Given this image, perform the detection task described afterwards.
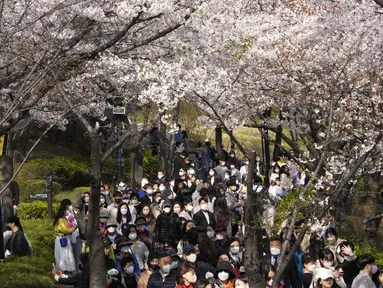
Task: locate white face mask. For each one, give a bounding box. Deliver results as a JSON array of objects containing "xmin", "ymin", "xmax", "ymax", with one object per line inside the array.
[
  {"xmin": 68, "ymin": 205, "xmax": 73, "ymax": 212},
  {"xmin": 184, "ymin": 273, "xmax": 197, "ymax": 284},
  {"xmin": 218, "ymin": 271, "xmax": 229, "ymax": 281},
  {"xmin": 107, "ymin": 227, "xmax": 116, "ymax": 233},
  {"xmin": 230, "ymin": 154, "xmax": 234, "ymax": 158},
  {"xmin": 270, "ymin": 248, "xmax": 281, "ymax": 256},
  {"xmin": 230, "ymin": 165, "xmax": 235, "ymax": 169},
  {"xmin": 187, "ymin": 182, "xmax": 192, "ymax": 188},
  {"xmin": 231, "ymin": 186, "xmax": 237, "ymax": 191},
  {"xmin": 224, "ymin": 175, "xmax": 230, "ymax": 180},
  {"xmin": 256, "ymin": 157, "xmax": 261, "ymax": 162},
  {"xmin": 266, "ymin": 279, "xmax": 273, "ymax": 286},
  {"xmin": 201, "ymin": 204, "xmax": 208, "ymax": 211},
  {"xmin": 163, "ymin": 207, "xmax": 171, "ymax": 214},
  {"xmin": 230, "ymin": 247, "xmax": 240, "ymax": 254},
  {"xmin": 216, "ymin": 234, "xmax": 224, "ymax": 240},
  {"xmin": 155, "ymin": 197, "xmax": 162, "ymax": 203},
  {"xmin": 207, "ymin": 231, "xmax": 215, "ymax": 238},
  {"xmin": 146, "ymin": 189, "xmax": 153, "ymax": 195},
  {"xmin": 159, "ymin": 186, "xmax": 166, "ymax": 192},
  {"xmin": 142, "ymin": 210, "xmax": 150, "ymax": 216},
  {"xmin": 327, "ymin": 236, "xmax": 336, "ymax": 244},
  {"xmin": 186, "ymin": 253, "xmax": 197, "ymax": 263},
  {"xmin": 221, "ymin": 161, "xmax": 226, "ymax": 166},
  {"xmin": 100, "ymin": 199, "xmax": 105, "ymax": 204},
  {"xmin": 323, "ymin": 261, "xmax": 333, "ymax": 268},
  {"xmin": 120, "ymin": 208, "xmax": 128, "ymax": 215},
  {"xmin": 307, "ymin": 264, "xmax": 316, "ymax": 273},
  {"xmin": 161, "ymin": 264, "xmax": 171, "ymax": 274},
  {"xmin": 173, "ymin": 207, "xmax": 181, "ymax": 214},
  {"xmin": 187, "ymin": 205, "xmax": 193, "ymax": 212},
  {"xmin": 128, "ymin": 233, "xmax": 137, "ymax": 240},
  {"xmin": 124, "ymin": 266, "xmax": 134, "ymax": 275},
  {"xmin": 179, "ymin": 171, "xmax": 186, "ymax": 176},
  {"xmin": 170, "ymin": 181, "xmax": 175, "ymax": 186},
  {"xmin": 158, "ymin": 174, "xmax": 163, "ymax": 179},
  {"xmin": 209, "ymin": 171, "xmax": 215, "ymax": 176}
]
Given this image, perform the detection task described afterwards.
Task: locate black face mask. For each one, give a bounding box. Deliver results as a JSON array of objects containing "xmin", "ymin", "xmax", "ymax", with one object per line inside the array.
[{"xmin": 149, "ymin": 264, "xmax": 159, "ymax": 272}]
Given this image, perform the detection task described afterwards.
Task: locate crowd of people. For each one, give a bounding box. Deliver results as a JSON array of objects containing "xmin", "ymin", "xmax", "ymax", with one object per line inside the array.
[{"xmin": 3, "ymin": 132, "xmax": 381, "ymax": 288}]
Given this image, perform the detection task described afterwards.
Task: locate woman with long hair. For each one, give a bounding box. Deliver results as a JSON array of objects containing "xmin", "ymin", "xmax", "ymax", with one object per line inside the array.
[
  {"xmin": 53, "ymin": 199, "xmax": 77, "ymax": 273},
  {"xmin": 197, "ymin": 234, "xmax": 218, "ymax": 267},
  {"xmin": 116, "ymin": 203, "xmax": 132, "ymax": 234},
  {"xmin": 126, "ymin": 224, "xmax": 149, "ymax": 271},
  {"xmin": 140, "ymin": 204, "xmax": 156, "ymax": 233},
  {"xmin": 214, "ymin": 198, "xmax": 232, "ymax": 238}
]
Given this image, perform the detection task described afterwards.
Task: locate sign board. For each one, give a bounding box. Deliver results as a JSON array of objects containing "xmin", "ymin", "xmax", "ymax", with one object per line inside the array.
[
  {"xmin": 28, "ymin": 193, "xmax": 48, "ymax": 199},
  {"xmin": 113, "ymin": 107, "xmax": 126, "ymax": 115}
]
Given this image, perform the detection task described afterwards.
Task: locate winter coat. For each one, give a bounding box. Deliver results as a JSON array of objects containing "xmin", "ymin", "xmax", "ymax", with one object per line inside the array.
[
  {"xmin": 154, "ymin": 213, "xmax": 180, "ymax": 244},
  {"xmin": 147, "ymin": 270, "xmax": 177, "ymax": 288}
]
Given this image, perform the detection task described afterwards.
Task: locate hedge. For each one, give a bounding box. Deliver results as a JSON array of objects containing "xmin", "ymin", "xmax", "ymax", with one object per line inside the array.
[
  {"xmin": 0, "ymin": 219, "xmax": 55, "ymax": 288},
  {"xmin": 53, "ymin": 186, "xmax": 89, "ymax": 204},
  {"xmin": 17, "ymin": 201, "xmax": 60, "ymax": 220}
]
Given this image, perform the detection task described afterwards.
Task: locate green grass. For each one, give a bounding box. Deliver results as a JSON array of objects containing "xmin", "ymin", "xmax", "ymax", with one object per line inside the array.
[{"xmin": 0, "ymin": 219, "xmax": 55, "ymax": 288}]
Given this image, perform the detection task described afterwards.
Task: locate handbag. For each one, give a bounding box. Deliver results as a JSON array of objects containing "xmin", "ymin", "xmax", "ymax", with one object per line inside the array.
[{"xmin": 59, "ymin": 237, "xmax": 68, "ymax": 247}]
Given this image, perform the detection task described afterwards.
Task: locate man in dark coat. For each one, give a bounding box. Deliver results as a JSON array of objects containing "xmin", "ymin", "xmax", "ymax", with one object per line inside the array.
[
  {"xmin": 193, "ymin": 198, "xmax": 216, "ymax": 233},
  {"xmin": 147, "ymin": 253, "xmax": 176, "ymax": 288},
  {"xmin": 264, "ymin": 235, "xmax": 302, "ymax": 288}
]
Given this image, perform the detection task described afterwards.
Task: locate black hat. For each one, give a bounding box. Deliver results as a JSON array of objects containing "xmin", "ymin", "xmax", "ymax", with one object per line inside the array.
[
  {"xmin": 182, "ymin": 244, "xmax": 196, "ymax": 255},
  {"xmin": 214, "ymin": 261, "xmax": 235, "ymax": 279}
]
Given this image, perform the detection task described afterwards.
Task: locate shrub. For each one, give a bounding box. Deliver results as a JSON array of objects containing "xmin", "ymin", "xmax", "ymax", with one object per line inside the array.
[
  {"xmin": 18, "ymin": 179, "xmax": 62, "ymax": 202},
  {"xmin": 17, "ymin": 201, "xmax": 60, "ymax": 220},
  {"xmin": 53, "ymin": 187, "xmax": 88, "ymax": 204},
  {"xmin": 143, "ymin": 150, "xmax": 160, "ymax": 183},
  {"xmin": 0, "ymin": 219, "xmax": 55, "ymax": 288}
]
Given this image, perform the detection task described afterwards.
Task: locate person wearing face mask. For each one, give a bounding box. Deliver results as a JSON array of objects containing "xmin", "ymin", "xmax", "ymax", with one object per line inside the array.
[
  {"xmin": 229, "ymin": 164, "xmax": 241, "ymax": 184},
  {"xmin": 206, "ymin": 224, "xmax": 216, "ymax": 241},
  {"xmin": 140, "ymin": 204, "xmax": 156, "ymax": 233},
  {"xmin": 324, "ymin": 228, "xmax": 344, "ymax": 260},
  {"xmin": 76, "ymin": 191, "xmax": 90, "ymax": 216},
  {"xmin": 214, "ymin": 227, "xmax": 230, "ymax": 254},
  {"xmin": 140, "ymin": 184, "xmax": 155, "ymax": 206},
  {"xmin": 107, "ymin": 191, "xmax": 123, "ymax": 221},
  {"xmin": 336, "ymin": 241, "xmax": 359, "ymax": 287},
  {"xmin": 126, "ymin": 224, "xmax": 149, "ymax": 271},
  {"xmin": 214, "ymin": 260, "xmax": 236, "ymax": 288},
  {"xmin": 156, "ymin": 171, "xmax": 167, "ymax": 184},
  {"xmin": 302, "ymin": 253, "xmax": 316, "ymax": 288},
  {"xmin": 4, "ymin": 215, "xmax": 32, "ymax": 257},
  {"xmin": 135, "ymin": 217, "xmax": 154, "ymax": 250},
  {"xmin": 264, "ymin": 235, "xmax": 302, "ymax": 288},
  {"xmin": 154, "ymin": 200, "xmax": 181, "ymax": 249},
  {"xmin": 54, "ymin": 199, "xmax": 78, "ymax": 273},
  {"xmin": 270, "ymin": 165, "xmax": 281, "ymax": 182},
  {"xmin": 105, "ymin": 219, "xmax": 118, "ymax": 245},
  {"xmin": 193, "ymin": 198, "xmax": 216, "ymax": 233},
  {"xmin": 120, "ymin": 254, "xmax": 138, "ymax": 288},
  {"xmin": 179, "ymin": 201, "xmax": 193, "ymax": 221},
  {"xmin": 226, "ymin": 151, "xmax": 240, "ymax": 169},
  {"xmin": 208, "ymin": 168, "xmax": 223, "ymax": 187},
  {"xmin": 174, "ymin": 151, "xmax": 188, "ymax": 178},
  {"xmin": 215, "ymin": 159, "xmax": 229, "ymax": 180},
  {"xmin": 265, "ymin": 265, "xmax": 278, "ymax": 288},
  {"xmin": 147, "ymin": 253, "xmax": 177, "ymax": 288},
  {"xmin": 98, "ymin": 209, "xmax": 110, "ymax": 234},
  {"xmin": 313, "ymin": 248, "xmax": 346, "ymax": 288},
  {"xmin": 137, "ymin": 178, "xmax": 149, "ymax": 199},
  {"xmin": 228, "ymin": 238, "xmax": 242, "ymax": 277},
  {"xmin": 100, "ymin": 193, "xmax": 108, "ymax": 209},
  {"xmin": 351, "ymin": 254, "xmax": 377, "ymax": 288},
  {"xmin": 176, "ymin": 263, "xmax": 198, "ymax": 288},
  {"xmin": 116, "ymin": 203, "xmax": 132, "ymax": 234},
  {"xmin": 182, "ymin": 244, "xmax": 216, "ymax": 281},
  {"xmin": 115, "ymin": 241, "xmax": 141, "ymax": 276},
  {"xmin": 225, "ymin": 181, "xmax": 242, "ymax": 238},
  {"xmin": 130, "ymin": 192, "xmax": 142, "ymax": 215},
  {"xmin": 137, "ymin": 252, "xmax": 159, "ymax": 288}
]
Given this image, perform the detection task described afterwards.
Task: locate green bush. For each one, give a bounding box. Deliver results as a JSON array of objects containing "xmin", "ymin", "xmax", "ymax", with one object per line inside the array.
[
  {"xmin": 0, "ymin": 219, "xmax": 55, "ymax": 288},
  {"xmin": 18, "ymin": 179, "xmax": 62, "ymax": 202},
  {"xmin": 18, "ymin": 201, "xmax": 60, "ymax": 220},
  {"xmin": 143, "ymin": 150, "xmax": 160, "ymax": 183},
  {"xmin": 52, "ymin": 187, "xmax": 89, "ymax": 204}
]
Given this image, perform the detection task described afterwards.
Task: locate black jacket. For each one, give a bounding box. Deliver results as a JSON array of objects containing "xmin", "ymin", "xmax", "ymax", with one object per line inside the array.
[
  {"xmin": 195, "ymin": 260, "xmax": 216, "ymax": 280},
  {"xmin": 154, "ymin": 213, "xmax": 180, "ymax": 244},
  {"xmin": 147, "ymin": 269, "xmax": 177, "ymax": 288},
  {"xmin": 57, "ymin": 265, "xmax": 90, "ymax": 288},
  {"xmin": 140, "ymin": 194, "xmax": 154, "ymax": 206},
  {"xmin": 193, "ymin": 210, "xmax": 216, "ymax": 233},
  {"xmin": 5, "ymin": 230, "xmax": 31, "ymax": 256},
  {"xmin": 263, "ymin": 254, "xmax": 302, "ymax": 288}
]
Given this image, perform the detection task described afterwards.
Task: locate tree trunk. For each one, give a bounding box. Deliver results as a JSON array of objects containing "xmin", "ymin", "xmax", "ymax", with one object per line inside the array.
[
  {"xmin": 244, "ymin": 152, "xmax": 265, "ymax": 288},
  {"xmin": 159, "ymin": 120, "xmax": 167, "ymax": 172},
  {"xmin": 167, "ymin": 102, "xmax": 180, "ymax": 178},
  {"xmin": 272, "ymin": 110, "xmax": 283, "ymax": 160},
  {"xmin": 87, "ymin": 132, "xmax": 106, "ymax": 287},
  {"xmin": 364, "ymin": 172, "xmax": 383, "ymax": 248},
  {"xmin": 0, "ymin": 154, "xmax": 14, "ymax": 225},
  {"xmin": 215, "ymin": 125, "xmax": 224, "ymax": 160},
  {"xmin": 130, "ymin": 145, "xmax": 143, "ymax": 188}
]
